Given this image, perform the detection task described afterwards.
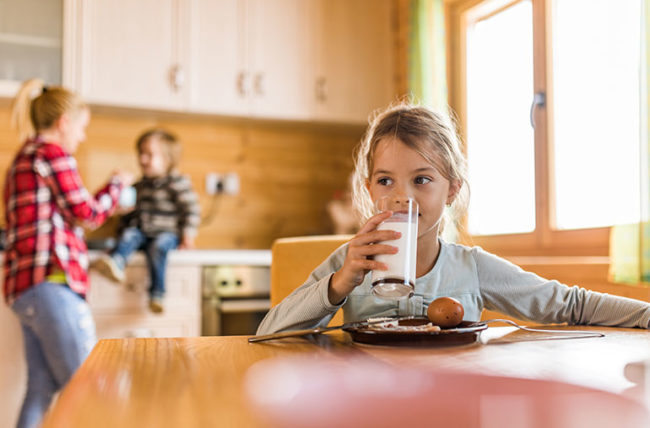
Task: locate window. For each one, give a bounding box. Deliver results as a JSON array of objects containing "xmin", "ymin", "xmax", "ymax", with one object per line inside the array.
[
  {"xmin": 449, "ymin": 0, "xmax": 643, "ymax": 256},
  {"xmin": 466, "ymin": 0, "xmax": 535, "ymax": 235}
]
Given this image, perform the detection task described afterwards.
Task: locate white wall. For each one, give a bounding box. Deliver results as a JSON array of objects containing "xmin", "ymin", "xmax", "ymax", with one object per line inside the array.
[{"xmin": 0, "ymin": 301, "xmax": 25, "ymax": 428}]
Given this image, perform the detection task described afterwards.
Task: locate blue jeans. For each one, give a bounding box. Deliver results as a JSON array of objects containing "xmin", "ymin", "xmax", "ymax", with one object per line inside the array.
[
  {"xmin": 111, "ymin": 227, "xmax": 179, "ymax": 298},
  {"xmin": 12, "ymin": 282, "xmax": 96, "ymax": 428}
]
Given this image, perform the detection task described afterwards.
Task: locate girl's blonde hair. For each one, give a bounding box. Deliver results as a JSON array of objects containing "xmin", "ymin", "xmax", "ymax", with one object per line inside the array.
[
  {"xmin": 136, "ymin": 128, "xmax": 182, "ymax": 173},
  {"xmin": 352, "ymin": 102, "xmax": 469, "ymax": 234},
  {"xmin": 11, "ymin": 78, "xmax": 87, "ymax": 142}
]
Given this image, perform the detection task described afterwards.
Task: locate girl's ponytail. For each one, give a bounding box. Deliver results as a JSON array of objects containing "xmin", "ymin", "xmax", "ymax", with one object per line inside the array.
[
  {"xmin": 10, "ymin": 78, "xmax": 45, "ymax": 142},
  {"xmin": 10, "ymin": 78, "xmax": 86, "ymax": 142}
]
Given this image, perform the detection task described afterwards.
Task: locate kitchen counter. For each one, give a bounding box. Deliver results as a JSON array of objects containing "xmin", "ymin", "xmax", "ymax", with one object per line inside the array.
[
  {"xmin": 0, "ymin": 249, "xmax": 272, "ymax": 267},
  {"xmin": 89, "ymin": 249, "xmax": 272, "ymax": 267}
]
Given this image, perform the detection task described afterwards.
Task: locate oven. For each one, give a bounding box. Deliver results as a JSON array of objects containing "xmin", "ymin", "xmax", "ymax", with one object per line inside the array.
[{"xmin": 201, "ymin": 265, "xmax": 270, "ymax": 336}]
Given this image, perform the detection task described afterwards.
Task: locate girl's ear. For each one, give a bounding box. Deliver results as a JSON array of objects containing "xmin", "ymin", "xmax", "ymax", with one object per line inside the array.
[
  {"xmin": 365, "ymin": 178, "xmax": 375, "ymax": 200},
  {"xmin": 447, "ymin": 179, "xmax": 461, "ymax": 205},
  {"xmin": 55, "ymin": 113, "xmax": 69, "ymax": 133}
]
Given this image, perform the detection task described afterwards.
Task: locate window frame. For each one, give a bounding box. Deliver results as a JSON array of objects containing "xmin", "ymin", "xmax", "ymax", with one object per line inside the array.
[{"xmin": 446, "ymin": 0, "xmax": 610, "ymax": 257}]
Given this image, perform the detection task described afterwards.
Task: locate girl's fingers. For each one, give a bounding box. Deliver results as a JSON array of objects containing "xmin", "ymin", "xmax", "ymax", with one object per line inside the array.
[
  {"xmin": 351, "ymin": 258, "xmax": 388, "ymax": 272},
  {"xmin": 351, "ymin": 229, "xmax": 401, "ymax": 247},
  {"xmin": 356, "ymin": 211, "xmax": 393, "ymax": 235},
  {"xmin": 352, "ymin": 243, "xmax": 397, "ymax": 258}
]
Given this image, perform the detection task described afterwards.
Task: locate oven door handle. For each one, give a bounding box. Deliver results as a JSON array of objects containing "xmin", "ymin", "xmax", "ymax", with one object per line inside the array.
[{"xmin": 218, "ymin": 299, "xmax": 270, "ymax": 313}]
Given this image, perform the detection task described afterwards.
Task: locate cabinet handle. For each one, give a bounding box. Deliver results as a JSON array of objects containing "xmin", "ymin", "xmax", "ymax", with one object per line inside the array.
[
  {"xmin": 529, "ymin": 92, "xmax": 545, "ymax": 129},
  {"xmin": 236, "ymin": 71, "xmax": 249, "ymax": 97},
  {"xmin": 253, "ymin": 73, "xmax": 264, "ymax": 97},
  {"xmin": 315, "ymin": 77, "xmax": 327, "ymax": 103},
  {"xmin": 170, "ymin": 64, "xmax": 185, "ymax": 92}
]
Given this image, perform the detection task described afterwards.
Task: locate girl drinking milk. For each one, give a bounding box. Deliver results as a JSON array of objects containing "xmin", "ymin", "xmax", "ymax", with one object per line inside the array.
[{"xmin": 257, "ymin": 103, "xmax": 650, "ymax": 335}]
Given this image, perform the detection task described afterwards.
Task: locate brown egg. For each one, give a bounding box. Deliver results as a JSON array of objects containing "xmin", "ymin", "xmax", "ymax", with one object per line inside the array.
[{"xmin": 427, "ymin": 297, "xmax": 464, "ymax": 328}]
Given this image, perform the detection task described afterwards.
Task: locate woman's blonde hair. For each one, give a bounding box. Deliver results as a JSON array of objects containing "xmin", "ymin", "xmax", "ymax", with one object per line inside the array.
[
  {"xmin": 352, "ymin": 102, "xmax": 469, "ymax": 234},
  {"xmin": 10, "ymin": 78, "xmax": 87, "ymax": 142},
  {"xmin": 136, "ymin": 128, "xmax": 182, "ymax": 173}
]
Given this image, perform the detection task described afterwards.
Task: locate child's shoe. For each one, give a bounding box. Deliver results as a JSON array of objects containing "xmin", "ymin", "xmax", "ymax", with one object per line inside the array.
[
  {"xmin": 149, "ymin": 296, "xmax": 164, "ymax": 314},
  {"xmin": 91, "ymin": 254, "xmax": 125, "ymax": 284}
]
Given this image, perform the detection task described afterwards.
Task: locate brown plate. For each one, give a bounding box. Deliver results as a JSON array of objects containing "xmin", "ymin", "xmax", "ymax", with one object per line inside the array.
[{"xmin": 343, "ymin": 317, "xmax": 488, "ymax": 347}]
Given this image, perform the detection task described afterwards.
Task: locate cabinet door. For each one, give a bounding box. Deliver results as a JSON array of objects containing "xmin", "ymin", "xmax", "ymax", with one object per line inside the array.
[
  {"xmin": 351, "ymin": 0, "xmax": 394, "ymax": 121},
  {"xmin": 312, "ymin": 0, "xmax": 355, "ymax": 123},
  {"xmin": 188, "ymin": 0, "xmax": 248, "ymax": 116},
  {"xmin": 73, "ymin": 0, "xmax": 186, "ymax": 110},
  {"xmin": 247, "ymin": 0, "xmax": 312, "ymax": 120},
  {"xmin": 0, "ymin": 0, "xmax": 63, "ymax": 95},
  {"xmin": 314, "ymin": 0, "xmax": 394, "ymax": 124}
]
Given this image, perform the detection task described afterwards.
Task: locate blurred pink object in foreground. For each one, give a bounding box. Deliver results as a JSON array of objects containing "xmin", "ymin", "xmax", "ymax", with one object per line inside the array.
[{"xmin": 244, "ymin": 355, "xmax": 650, "ymax": 428}]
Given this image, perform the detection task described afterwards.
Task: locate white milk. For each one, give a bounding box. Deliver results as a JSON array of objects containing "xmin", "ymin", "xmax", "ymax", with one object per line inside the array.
[{"xmin": 371, "ymin": 218, "xmax": 417, "ymax": 300}]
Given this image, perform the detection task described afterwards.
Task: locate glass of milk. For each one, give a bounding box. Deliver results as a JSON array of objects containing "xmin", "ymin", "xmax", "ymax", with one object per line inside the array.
[{"xmin": 371, "ymin": 196, "xmax": 418, "ymax": 300}]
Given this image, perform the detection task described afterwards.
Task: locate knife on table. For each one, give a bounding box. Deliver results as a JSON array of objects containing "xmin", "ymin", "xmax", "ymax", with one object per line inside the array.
[{"xmin": 248, "ymin": 317, "xmax": 411, "ymax": 343}]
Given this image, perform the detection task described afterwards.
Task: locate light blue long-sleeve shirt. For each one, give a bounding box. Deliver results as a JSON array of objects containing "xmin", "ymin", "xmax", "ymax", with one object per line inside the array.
[{"xmin": 257, "ymin": 239, "xmax": 650, "ymax": 334}]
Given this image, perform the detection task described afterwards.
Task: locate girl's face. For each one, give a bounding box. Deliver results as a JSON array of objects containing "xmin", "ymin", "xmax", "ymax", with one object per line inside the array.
[
  {"xmin": 138, "ymin": 137, "xmax": 169, "ymax": 178},
  {"xmin": 367, "ymin": 137, "xmax": 459, "ymax": 243},
  {"xmin": 59, "ymin": 108, "xmax": 90, "ymax": 154}
]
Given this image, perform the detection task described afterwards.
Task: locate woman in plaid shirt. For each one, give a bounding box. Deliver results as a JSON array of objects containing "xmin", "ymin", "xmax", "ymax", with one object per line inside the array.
[{"xmin": 4, "ymin": 79, "xmax": 134, "ymax": 428}]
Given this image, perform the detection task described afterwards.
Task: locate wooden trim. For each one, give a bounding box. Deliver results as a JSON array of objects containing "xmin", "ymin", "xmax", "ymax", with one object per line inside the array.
[
  {"xmin": 532, "ymin": 0, "xmax": 549, "ymax": 244},
  {"xmin": 475, "ymin": 0, "xmax": 524, "ymax": 23},
  {"xmin": 447, "ymin": 0, "xmax": 609, "ymax": 257}
]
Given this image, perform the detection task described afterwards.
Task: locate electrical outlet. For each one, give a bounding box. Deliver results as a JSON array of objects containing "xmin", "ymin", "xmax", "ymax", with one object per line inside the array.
[
  {"xmin": 205, "ymin": 173, "xmax": 221, "ymax": 195},
  {"xmin": 222, "ymin": 172, "xmax": 240, "ymax": 195},
  {"xmin": 205, "ymin": 172, "xmax": 239, "ymax": 195}
]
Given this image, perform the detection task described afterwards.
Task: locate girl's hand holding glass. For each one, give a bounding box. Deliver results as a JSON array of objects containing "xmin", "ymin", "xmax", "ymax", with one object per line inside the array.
[
  {"xmin": 328, "ymin": 211, "xmax": 400, "ymax": 305},
  {"xmin": 113, "ymin": 169, "xmax": 135, "ymax": 188}
]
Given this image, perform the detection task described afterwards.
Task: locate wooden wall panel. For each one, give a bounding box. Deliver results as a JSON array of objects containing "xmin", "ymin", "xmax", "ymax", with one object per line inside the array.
[
  {"xmin": 0, "ymin": 102, "xmax": 363, "ymax": 249},
  {"xmin": 393, "ymin": 0, "xmax": 410, "ymax": 97}
]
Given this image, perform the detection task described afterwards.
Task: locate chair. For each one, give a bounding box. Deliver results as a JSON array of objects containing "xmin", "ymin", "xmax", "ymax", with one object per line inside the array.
[{"xmin": 270, "ymin": 235, "xmax": 353, "ymax": 326}]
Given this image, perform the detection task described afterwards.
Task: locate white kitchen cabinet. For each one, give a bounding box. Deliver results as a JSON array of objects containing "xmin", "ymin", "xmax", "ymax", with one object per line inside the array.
[
  {"xmin": 66, "ymin": 0, "xmax": 393, "ymax": 123},
  {"xmin": 188, "ymin": 0, "xmax": 247, "ymax": 116},
  {"xmin": 0, "ymin": 0, "xmax": 64, "ymax": 96},
  {"xmin": 246, "ymin": 0, "xmax": 312, "ymax": 120},
  {"xmin": 88, "ymin": 262, "xmax": 202, "ymax": 339},
  {"xmin": 188, "ymin": 0, "xmax": 311, "ymax": 120},
  {"xmin": 312, "ymin": 0, "xmax": 395, "ymax": 124},
  {"xmin": 68, "ymin": 0, "xmax": 190, "ymax": 110}
]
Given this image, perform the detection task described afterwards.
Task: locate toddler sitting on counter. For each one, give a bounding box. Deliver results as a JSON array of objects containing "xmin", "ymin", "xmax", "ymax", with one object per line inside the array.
[{"xmin": 92, "ymin": 128, "xmax": 200, "ymax": 313}]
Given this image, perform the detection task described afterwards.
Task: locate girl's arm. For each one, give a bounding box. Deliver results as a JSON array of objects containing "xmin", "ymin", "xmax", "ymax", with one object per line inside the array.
[
  {"xmin": 36, "ymin": 143, "xmax": 124, "ymax": 229},
  {"xmin": 475, "ymin": 248, "xmax": 650, "ymax": 328},
  {"xmin": 257, "ymin": 212, "xmax": 400, "ymax": 335},
  {"xmin": 256, "ymin": 245, "xmax": 349, "ymax": 335}
]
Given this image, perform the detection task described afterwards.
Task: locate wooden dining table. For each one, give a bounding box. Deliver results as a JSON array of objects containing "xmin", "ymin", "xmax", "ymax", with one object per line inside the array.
[{"xmin": 41, "ymin": 325, "xmax": 650, "ymax": 428}]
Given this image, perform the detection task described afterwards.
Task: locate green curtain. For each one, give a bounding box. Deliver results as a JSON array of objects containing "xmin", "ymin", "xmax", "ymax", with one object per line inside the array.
[
  {"xmin": 609, "ymin": 0, "xmax": 650, "ymax": 284},
  {"xmin": 408, "ymin": 0, "xmax": 458, "ymax": 241},
  {"xmin": 408, "ymin": 0, "xmax": 447, "ymax": 111}
]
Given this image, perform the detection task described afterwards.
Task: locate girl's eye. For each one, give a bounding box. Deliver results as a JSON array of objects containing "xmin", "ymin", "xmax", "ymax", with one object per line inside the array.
[
  {"xmin": 415, "ymin": 176, "xmax": 432, "ymax": 185},
  {"xmin": 377, "ymin": 177, "xmax": 393, "ymax": 186}
]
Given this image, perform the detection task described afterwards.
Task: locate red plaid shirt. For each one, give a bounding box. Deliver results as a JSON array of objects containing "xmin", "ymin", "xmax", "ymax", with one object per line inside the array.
[{"xmin": 3, "ymin": 138, "xmax": 122, "ymax": 304}]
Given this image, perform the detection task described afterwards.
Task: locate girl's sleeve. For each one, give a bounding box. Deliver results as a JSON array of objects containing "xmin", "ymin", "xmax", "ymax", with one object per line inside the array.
[
  {"xmin": 36, "ymin": 144, "xmax": 122, "ymax": 229},
  {"xmin": 256, "ymin": 245, "xmax": 349, "ymax": 335},
  {"xmin": 474, "ymin": 248, "xmax": 650, "ymax": 328}
]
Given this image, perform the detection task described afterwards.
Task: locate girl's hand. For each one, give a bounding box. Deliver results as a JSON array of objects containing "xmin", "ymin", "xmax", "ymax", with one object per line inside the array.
[
  {"xmin": 113, "ymin": 169, "xmax": 135, "ymax": 187},
  {"xmin": 328, "ymin": 211, "xmax": 400, "ymax": 304}
]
